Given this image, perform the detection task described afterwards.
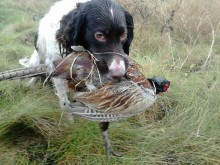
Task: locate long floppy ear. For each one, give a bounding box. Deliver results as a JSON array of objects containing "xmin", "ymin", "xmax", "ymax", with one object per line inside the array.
[
  {"xmin": 56, "ymin": 3, "xmax": 84, "ymax": 54},
  {"xmin": 123, "ymin": 10, "xmax": 134, "ymax": 55}
]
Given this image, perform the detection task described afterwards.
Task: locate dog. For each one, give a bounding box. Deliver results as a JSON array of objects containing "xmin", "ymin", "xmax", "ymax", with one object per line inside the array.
[{"xmin": 19, "ymin": 0, "xmax": 134, "ymax": 114}]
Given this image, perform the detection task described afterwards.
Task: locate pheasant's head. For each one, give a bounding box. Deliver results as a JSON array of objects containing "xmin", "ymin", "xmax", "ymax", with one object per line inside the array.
[{"xmin": 148, "ymin": 77, "xmax": 170, "ymax": 94}]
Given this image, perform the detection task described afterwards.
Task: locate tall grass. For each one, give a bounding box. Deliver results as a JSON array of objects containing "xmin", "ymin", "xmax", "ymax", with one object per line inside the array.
[{"xmin": 0, "ymin": 0, "xmax": 219, "ymax": 164}]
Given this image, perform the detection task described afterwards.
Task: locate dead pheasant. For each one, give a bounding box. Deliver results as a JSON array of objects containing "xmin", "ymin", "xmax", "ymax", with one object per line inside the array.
[
  {"xmin": 0, "ymin": 48, "xmax": 170, "ymax": 158},
  {"xmin": 68, "ymin": 59, "xmax": 170, "ymax": 157}
]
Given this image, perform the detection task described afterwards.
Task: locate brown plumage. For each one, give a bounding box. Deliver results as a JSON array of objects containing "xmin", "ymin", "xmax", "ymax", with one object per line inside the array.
[
  {"xmin": 71, "ymin": 80, "xmax": 156, "ymax": 121},
  {"xmin": 65, "ymin": 54, "xmax": 170, "ymax": 158},
  {"xmin": 67, "ymin": 57, "xmax": 170, "ymax": 122},
  {"xmin": 0, "ymin": 48, "xmax": 170, "ymax": 158},
  {"xmin": 52, "ymin": 50, "xmax": 93, "ymax": 81}
]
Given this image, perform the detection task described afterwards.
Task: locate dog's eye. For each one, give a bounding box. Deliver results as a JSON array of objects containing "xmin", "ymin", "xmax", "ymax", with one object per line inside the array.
[
  {"xmin": 120, "ymin": 32, "xmax": 127, "ymax": 41},
  {"xmin": 95, "ymin": 32, "xmax": 106, "ymax": 42}
]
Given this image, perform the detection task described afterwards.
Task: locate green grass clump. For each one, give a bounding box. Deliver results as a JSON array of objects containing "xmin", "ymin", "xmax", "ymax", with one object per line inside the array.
[{"xmin": 0, "ymin": 0, "xmax": 220, "ymax": 164}]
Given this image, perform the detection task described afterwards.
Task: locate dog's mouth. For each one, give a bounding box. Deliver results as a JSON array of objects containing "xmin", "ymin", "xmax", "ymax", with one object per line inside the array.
[
  {"xmin": 79, "ymin": 49, "xmax": 128, "ymax": 81},
  {"xmin": 96, "ymin": 59, "xmax": 126, "ymax": 79}
]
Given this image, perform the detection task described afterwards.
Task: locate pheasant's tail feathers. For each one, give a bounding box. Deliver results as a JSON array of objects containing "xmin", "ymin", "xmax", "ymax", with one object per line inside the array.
[{"xmin": 0, "ymin": 65, "xmax": 48, "ymax": 81}]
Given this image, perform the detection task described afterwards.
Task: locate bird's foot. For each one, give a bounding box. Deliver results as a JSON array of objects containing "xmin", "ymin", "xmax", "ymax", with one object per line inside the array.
[
  {"xmin": 102, "ymin": 130, "xmax": 122, "ymax": 159},
  {"xmin": 99, "ymin": 122, "xmax": 123, "ymax": 159},
  {"xmin": 106, "ymin": 146, "xmax": 122, "ymax": 159}
]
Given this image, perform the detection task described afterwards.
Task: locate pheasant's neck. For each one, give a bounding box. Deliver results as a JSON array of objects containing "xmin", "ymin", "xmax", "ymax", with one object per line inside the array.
[{"xmin": 126, "ymin": 62, "xmax": 154, "ymax": 90}]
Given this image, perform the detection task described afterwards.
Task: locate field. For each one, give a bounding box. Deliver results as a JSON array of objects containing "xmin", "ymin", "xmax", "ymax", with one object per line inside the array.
[{"xmin": 0, "ymin": 0, "xmax": 219, "ymax": 164}]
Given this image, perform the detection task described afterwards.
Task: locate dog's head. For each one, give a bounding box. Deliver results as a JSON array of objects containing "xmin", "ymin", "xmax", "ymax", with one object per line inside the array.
[{"xmin": 56, "ymin": 0, "xmax": 134, "ymax": 78}]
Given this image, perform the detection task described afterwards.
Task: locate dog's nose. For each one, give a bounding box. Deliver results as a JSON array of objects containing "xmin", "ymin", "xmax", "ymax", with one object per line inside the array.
[
  {"xmin": 109, "ymin": 58, "xmax": 126, "ymax": 78},
  {"xmin": 110, "ymin": 69, "xmax": 126, "ymax": 78}
]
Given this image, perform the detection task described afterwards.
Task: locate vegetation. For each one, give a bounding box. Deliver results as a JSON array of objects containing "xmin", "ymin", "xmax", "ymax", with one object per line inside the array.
[{"xmin": 0, "ymin": 0, "xmax": 219, "ymax": 164}]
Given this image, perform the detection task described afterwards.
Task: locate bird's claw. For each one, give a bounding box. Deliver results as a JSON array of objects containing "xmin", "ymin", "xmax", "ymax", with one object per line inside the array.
[{"xmin": 106, "ymin": 146, "xmax": 122, "ymax": 159}]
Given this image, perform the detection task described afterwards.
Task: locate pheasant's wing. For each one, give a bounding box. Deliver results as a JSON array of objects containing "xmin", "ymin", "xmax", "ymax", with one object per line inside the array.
[
  {"xmin": 70, "ymin": 81, "xmax": 157, "ymax": 121},
  {"xmin": 74, "ymin": 82, "xmax": 135, "ymax": 112}
]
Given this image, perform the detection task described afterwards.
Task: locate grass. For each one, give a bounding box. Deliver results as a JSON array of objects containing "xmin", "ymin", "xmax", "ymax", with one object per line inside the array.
[{"xmin": 0, "ymin": 0, "xmax": 220, "ymax": 164}]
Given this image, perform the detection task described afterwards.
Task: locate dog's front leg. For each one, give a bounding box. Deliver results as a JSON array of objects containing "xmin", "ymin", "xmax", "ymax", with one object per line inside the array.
[{"xmin": 52, "ymin": 77, "xmax": 74, "ymax": 122}]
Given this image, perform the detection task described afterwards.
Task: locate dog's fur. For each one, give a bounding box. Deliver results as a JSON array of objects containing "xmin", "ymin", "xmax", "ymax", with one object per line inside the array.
[{"xmin": 19, "ymin": 0, "xmax": 134, "ymax": 112}]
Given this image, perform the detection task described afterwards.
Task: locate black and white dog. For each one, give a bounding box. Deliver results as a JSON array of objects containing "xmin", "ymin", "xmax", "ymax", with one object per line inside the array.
[{"xmin": 20, "ymin": 0, "xmax": 134, "ymax": 112}]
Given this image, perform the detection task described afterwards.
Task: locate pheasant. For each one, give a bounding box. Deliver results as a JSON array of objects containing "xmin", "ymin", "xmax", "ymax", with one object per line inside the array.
[
  {"xmin": 67, "ymin": 60, "xmax": 170, "ymax": 157},
  {"xmin": 0, "ymin": 48, "xmax": 170, "ymax": 158}
]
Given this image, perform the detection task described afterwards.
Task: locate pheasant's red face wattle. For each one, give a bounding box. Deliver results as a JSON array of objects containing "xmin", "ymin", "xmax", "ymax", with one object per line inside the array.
[{"xmin": 162, "ymin": 82, "xmax": 170, "ymax": 92}]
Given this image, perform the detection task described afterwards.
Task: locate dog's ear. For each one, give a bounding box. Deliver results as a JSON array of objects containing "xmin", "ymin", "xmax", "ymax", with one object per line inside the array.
[
  {"xmin": 56, "ymin": 3, "xmax": 84, "ymax": 54},
  {"xmin": 123, "ymin": 10, "xmax": 134, "ymax": 55}
]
